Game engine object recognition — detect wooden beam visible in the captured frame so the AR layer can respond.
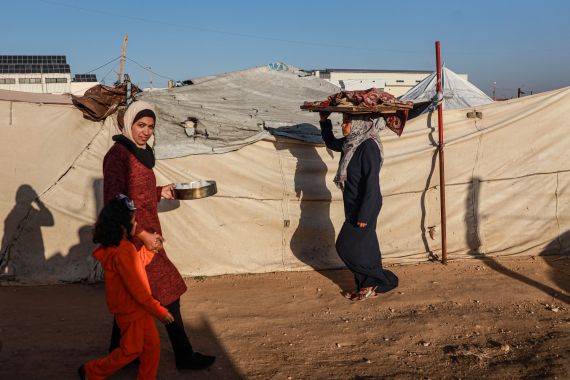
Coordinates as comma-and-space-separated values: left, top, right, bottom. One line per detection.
117, 33, 128, 83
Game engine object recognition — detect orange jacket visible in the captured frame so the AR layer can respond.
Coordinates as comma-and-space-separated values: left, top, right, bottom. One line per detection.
93, 239, 168, 323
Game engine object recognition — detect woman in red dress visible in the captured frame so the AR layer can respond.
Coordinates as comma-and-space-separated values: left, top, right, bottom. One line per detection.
103, 100, 215, 371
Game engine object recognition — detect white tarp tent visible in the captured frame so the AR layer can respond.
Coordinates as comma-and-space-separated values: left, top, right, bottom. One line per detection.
139, 65, 341, 158
1, 67, 569, 283
400, 66, 494, 114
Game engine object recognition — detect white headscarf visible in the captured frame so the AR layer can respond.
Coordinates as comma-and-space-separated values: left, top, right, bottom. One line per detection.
122, 101, 156, 148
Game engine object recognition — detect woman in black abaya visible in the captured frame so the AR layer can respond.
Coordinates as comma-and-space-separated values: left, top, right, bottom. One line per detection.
319, 112, 399, 301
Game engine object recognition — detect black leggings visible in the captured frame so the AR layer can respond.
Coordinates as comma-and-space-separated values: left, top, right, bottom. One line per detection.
110, 298, 193, 361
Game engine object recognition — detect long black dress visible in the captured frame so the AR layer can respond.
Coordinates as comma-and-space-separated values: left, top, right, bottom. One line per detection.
321, 119, 399, 293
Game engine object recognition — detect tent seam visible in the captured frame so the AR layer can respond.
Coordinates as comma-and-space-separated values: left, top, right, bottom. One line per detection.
470, 116, 484, 254
37, 121, 107, 199
554, 172, 562, 253
276, 143, 288, 267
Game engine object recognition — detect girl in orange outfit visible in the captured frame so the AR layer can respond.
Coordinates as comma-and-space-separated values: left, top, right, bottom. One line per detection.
79, 195, 174, 380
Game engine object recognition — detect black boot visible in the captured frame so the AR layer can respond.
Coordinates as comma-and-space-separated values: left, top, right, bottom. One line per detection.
77, 365, 86, 380
176, 352, 216, 370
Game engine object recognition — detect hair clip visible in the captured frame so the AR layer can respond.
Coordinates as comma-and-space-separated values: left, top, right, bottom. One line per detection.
116, 193, 136, 211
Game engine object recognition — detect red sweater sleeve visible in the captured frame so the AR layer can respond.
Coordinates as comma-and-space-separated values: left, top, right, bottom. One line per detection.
115, 243, 169, 320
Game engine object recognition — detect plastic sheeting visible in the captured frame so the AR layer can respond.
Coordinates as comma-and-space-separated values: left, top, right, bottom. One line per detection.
400, 67, 493, 114
71, 83, 141, 122
137, 65, 341, 158
1, 85, 569, 283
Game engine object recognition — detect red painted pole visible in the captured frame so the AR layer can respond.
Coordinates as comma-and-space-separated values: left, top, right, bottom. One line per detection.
435, 41, 448, 264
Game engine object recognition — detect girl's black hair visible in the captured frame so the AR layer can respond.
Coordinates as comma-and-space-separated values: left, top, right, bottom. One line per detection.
93, 198, 134, 247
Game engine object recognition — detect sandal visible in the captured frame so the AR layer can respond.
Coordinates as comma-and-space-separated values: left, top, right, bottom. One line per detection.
344, 290, 359, 300
354, 287, 378, 301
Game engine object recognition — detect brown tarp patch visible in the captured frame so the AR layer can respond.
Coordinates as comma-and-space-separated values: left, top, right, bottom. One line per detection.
71, 83, 140, 121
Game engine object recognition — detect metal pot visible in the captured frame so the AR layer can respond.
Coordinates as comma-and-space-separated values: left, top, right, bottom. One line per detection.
174, 180, 217, 200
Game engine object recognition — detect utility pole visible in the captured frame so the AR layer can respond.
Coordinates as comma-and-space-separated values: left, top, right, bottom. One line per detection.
117, 33, 128, 84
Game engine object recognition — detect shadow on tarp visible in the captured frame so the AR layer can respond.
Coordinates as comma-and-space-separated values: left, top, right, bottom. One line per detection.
420, 111, 439, 261
0, 181, 103, 283
0, 184, 54, 278
420, 112, 569, 304
465, 176, 570, 305
272, 126, 350, 292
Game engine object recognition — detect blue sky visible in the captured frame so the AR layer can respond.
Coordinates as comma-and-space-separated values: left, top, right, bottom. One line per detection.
2, 0, 569, 98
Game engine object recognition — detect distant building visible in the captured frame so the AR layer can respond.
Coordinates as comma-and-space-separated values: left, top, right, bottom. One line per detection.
309, 68, 469, 97
0, 55, 98, 95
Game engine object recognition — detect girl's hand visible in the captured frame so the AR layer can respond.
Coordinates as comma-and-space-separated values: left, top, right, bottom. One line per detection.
357, 221, 367, 228
161, 312, 175, 324
160, 183, 176, 200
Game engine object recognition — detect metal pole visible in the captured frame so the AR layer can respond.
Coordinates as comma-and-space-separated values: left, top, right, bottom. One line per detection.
435, 41, 448, 264
124, 74, 132, 107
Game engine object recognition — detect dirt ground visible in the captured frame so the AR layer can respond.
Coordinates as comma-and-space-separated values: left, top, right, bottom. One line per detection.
0, 255, 569, 380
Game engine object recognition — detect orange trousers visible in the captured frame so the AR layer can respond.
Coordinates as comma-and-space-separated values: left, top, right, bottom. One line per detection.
84, 314, 160, 380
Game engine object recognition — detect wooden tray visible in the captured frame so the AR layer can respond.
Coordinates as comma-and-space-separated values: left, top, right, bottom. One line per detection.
300, 102, 412, 114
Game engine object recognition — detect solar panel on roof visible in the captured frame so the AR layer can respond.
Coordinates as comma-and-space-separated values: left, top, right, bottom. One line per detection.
0, 56, 70, 73
72, 73, 97, 82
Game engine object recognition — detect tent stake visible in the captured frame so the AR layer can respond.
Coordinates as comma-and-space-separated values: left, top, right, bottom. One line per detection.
435, 41, 448, 264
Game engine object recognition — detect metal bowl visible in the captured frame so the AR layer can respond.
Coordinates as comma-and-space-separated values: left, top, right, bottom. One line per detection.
174, 180, 217, 200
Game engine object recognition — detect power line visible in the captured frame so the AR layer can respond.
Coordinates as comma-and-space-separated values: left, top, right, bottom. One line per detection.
125, 56, 174, 81
85, 56, 121, 74
100, 66, 118, 84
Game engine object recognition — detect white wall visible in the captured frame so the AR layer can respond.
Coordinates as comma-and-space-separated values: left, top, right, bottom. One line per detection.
69, 82, 99, 96
0, 73, 98, 95
0, 73, 71, 94
314, 70, 469, 97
